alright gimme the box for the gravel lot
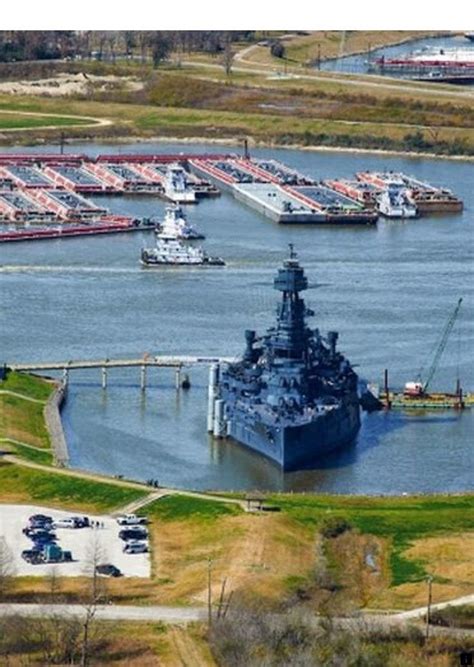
[0,504,150,578]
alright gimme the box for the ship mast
[270,245,311,360]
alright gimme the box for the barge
[0,216,154,243]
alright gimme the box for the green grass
[0,113,91,129]
[3,440,53,466]
[268,494,474,586]
[0,392,50,448]
[1,371,53,401]
[143,495,239,523]
[0,460,146,512]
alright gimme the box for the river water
[1,141,473,494]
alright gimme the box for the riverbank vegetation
[0,30,472,156]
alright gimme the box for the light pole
[425,575,433,639]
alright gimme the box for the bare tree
[80,533,109,666]
[222,39,234,77]
[0,537,16,600]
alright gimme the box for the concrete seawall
[43,381,69,467]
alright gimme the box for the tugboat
[214,246,360,470]
[141,239,225,266]
[377,182,418,218]
[155,205,205,240]
[164,164,196,204]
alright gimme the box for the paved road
[1,602,472,636]
[0,603,206,623]
[394,593,474,620]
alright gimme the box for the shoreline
[7,133,474,162]
[43,379,69,467]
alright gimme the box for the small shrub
[320,516,352,539]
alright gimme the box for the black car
[29,514,53,523]
[21,549,44,564]
[72,516,90,528]
[28,517,53,530]
[118,528,147,541]
[95,564,122,577]
[29,530,57,544]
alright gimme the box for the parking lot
[0,505,151,578]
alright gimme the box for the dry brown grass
[368,533,474,610]
[147,512,315,606]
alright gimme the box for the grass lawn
[1,371,54,401]
[1,440,54,466]
[268,493,474,586]
[0,392,50,448]
[0,460,146,512]
[0,113,92,129]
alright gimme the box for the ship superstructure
[212,246,360,470]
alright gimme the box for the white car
[116,514,148,526]
[123,541,148,554]
[53,518,77,529]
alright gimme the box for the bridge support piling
[207,363,219,432]
[101,366,108,390]
[140,365,147,391]
[62,368,69,387]
[213,398,226,438]
[175,367,181,391]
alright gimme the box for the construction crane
[404,298,463,397]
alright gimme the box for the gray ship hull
[226,401,360,471]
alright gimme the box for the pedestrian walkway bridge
[9,355,236,372]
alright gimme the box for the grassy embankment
[0,371,146,512]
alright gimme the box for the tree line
[0,31,256,65]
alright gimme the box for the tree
[0,537,15,600]
[149,32,172,68]
[222,39,234,77]
[80,533,109,666]
[270,40,286,59]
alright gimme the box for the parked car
[27,529,57,543]
[71,516,90,528]
[21,549,44,564]
[116,514,148,526]
[123,540,148,554]
[42,544,73,563]
[29,514,53,523]
[28,516,53,530]
[95,564,122,577]
[54,518,77,529]
[118,528,148,541]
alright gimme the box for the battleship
[215,246,361,470]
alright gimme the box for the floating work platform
[379,391,474,410]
